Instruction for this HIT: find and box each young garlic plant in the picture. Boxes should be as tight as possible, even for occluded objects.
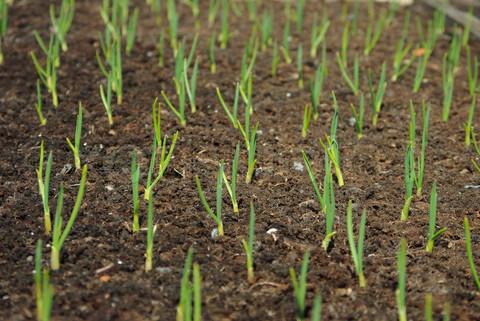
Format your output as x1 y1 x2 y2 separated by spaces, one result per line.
131 151 140 233
441 31 462 122
346 200 367 287
144 131 179 201
0 0 8 65
177 248 202 321
34 80 47 126
392 12 413 82
223 143 240 214
37 141 53 235
217 83 240 129
302 104 313 139
336 53 359 96
396 239 407 321
196 163 225 237
309 12 329 59
464 217 480 290
290 251 310 321
31 32 60 108
425 182 447 253
49 0 75 52
35 240 54 321
242 202 255 283
66 102 83 170
145 192 155 272
51 165 88 270
368 63 387 127
310 45 327 119
350 93 365 140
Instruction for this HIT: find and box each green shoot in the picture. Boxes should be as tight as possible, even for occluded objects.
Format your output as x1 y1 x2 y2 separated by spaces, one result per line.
177 248 202 321
244 122 258 184
340 22 349 66
222 143 240 214
166 0 178 53
392 11 413 82
346 200 367 288
237 85 258 184
462 7 473 47
99 75 114 126
186 0 200 29
144 131 179 201
322 150 336 250
368 62 387 127
184 58 199 113
464 217 480 290
66 102 83 170
412 13 443 93
425 293 433 321
426 182 446 253
297 44 303 89
208 0 220 27
219 0 229 49
443 302 451 321
0 0 8 64
35 79 47 126
302 104 312 138
51 164 88 270
310 12 329 59
97 4 124 105
310 45 327 118
396 239 407 321
209 32 216 74
281 5 292 64
145 192 155 272
271 40 279 77
336 53 359 96
247 0 256 20
466 46 478 98
192 264 201 321
465 94 477 148
195 163 224 237
35 240 54 321
131 151 140 233
49 0 75 52
31 32 59 107
289 251 309 321
157 29 165 67
152 98 162 149
240 43 258 92
216 84 240 129
412 46 430 93
241 202 255 283
37 141 53 235
401 144 414 221
260 10 273 52
364 12 386 56
351 93 365 139
412 101 430 197
295 0 305 33
125 7 139 56
441 32 461 122
320 135 344 187
302 150 325 212
161 82 186 127
311 293 322 321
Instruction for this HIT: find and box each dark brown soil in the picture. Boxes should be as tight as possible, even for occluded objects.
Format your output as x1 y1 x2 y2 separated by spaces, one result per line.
1 1 480 320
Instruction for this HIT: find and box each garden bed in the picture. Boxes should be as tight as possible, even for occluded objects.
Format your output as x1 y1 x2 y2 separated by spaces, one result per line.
1 0 480 320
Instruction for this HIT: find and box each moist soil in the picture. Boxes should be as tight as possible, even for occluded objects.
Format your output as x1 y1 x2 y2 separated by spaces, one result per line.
1 1 480 320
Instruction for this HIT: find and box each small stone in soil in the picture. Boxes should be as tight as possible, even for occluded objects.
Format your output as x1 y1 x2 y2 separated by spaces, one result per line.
292 161 304 172
211 228 219 239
